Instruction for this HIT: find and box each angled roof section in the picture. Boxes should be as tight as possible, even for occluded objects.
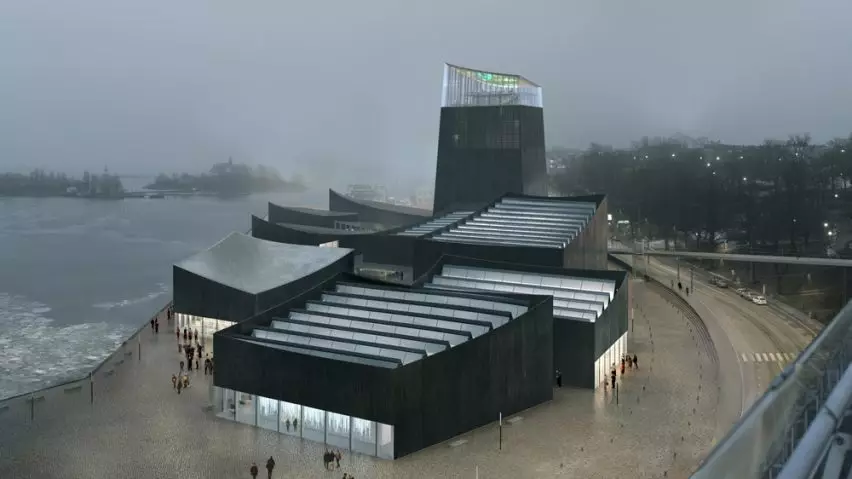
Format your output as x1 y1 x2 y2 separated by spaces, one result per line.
241 280 528 368
430 196 597 249
395 211 474 237
271 203 357 217
329 189 432 217
273 222 367 235
174 232 352 294
425 264 616 323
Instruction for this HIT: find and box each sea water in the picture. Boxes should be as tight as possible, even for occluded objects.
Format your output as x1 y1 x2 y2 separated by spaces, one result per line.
0 189 324 399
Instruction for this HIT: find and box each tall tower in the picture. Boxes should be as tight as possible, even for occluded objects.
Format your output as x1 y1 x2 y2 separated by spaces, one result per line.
433 64 547 214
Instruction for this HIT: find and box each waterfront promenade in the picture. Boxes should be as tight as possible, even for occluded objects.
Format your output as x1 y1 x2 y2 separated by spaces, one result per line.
0 278 719 478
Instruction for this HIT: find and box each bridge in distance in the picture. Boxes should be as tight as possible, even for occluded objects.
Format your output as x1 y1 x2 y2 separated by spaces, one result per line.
608 247 852 268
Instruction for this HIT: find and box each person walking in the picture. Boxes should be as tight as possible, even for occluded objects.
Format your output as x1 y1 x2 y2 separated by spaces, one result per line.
154 319 159 333
633 353 639 369
250 462 258 479
265 456 275 479
176 328 180 342
176 377 183 395
171 374 177 389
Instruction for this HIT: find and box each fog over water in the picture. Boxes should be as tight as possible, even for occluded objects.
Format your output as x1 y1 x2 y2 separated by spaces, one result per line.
0 191 323 399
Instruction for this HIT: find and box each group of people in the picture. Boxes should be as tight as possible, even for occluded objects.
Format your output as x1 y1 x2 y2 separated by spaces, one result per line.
171 372 190 394
249 457 275 478
607 353 639 389
323 449 343 470
282 417 299 432
170 324 214 394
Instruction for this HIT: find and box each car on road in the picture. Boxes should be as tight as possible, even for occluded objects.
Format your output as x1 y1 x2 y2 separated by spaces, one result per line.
752 295 768 305
735 288 747 297
716 279 728 288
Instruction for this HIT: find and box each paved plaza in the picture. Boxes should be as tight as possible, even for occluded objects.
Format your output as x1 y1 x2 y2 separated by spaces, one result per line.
0 278 719 479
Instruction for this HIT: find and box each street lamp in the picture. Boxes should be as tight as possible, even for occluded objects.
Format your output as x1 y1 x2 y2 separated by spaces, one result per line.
742 176 747 182
706 162 711 167
835 193 840 198
672 153 676 158
716 156 720 161
824 222 830 228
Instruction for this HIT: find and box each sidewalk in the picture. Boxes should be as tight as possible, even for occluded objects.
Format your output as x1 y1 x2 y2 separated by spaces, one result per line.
0 281 720 478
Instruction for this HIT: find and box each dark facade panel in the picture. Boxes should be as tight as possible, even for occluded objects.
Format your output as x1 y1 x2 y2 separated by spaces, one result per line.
391 296 553 457
251 215 342 246
563 196 609 270
553 319 596 388
594 275 629 358
329 189 430 227
173 267 257 322
214 331 398 425
338 233 419 270
412 239 564 281
268 203 359 228
434 106 546 214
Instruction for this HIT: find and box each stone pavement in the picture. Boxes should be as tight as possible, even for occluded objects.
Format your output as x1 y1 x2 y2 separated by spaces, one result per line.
0 279 719 479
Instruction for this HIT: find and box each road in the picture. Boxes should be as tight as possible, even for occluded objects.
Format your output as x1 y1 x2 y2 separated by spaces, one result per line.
614 252 820 439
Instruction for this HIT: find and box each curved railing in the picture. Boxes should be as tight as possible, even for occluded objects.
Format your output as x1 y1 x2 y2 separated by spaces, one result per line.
690 301 852 478
0 300 173 425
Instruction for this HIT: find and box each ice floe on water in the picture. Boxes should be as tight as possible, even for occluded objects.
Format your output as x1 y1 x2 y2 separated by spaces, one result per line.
0 293 137 400
92 282 169 310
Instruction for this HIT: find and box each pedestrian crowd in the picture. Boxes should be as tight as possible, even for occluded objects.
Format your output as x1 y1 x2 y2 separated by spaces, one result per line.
165 309 214 395
605 353 639 389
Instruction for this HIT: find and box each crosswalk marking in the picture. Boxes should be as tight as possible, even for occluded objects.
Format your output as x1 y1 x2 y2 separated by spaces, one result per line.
740 352 799 363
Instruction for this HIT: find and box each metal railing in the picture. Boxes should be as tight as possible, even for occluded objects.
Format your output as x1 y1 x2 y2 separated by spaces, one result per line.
0 300 173 426
690 300 852 478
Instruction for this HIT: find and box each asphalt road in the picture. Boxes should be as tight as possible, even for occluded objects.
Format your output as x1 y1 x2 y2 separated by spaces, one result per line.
614 253 819 439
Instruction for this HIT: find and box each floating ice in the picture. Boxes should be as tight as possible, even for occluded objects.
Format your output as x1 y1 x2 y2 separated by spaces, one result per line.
0 292 137 400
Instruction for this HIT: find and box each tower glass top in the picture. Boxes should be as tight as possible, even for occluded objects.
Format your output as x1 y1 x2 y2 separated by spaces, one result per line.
441 64 543 108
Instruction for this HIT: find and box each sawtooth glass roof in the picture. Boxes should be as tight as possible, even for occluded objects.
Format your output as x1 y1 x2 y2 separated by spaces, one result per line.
395 211 473 237
174 232 352 294
431 197 596 248
425 264 615 323
246 282 526 368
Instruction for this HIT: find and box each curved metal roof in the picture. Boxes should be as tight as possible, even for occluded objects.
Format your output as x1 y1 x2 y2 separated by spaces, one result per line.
174 232 352 294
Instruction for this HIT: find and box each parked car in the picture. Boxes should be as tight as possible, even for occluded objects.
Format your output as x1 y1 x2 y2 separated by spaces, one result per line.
735 288 747 297
752 295 767 305
716 279 728 288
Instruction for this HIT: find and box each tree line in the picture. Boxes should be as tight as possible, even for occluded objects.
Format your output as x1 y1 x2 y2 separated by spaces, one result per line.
147 159 305 195
551 134 852 254
0 169 122 197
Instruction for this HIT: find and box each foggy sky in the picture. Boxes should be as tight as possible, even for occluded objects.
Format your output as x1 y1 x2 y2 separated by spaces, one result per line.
2 0 851 193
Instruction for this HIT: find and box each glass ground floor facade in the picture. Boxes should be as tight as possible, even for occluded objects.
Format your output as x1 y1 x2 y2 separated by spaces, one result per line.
594 332 628 388
212 387 395 459
174 313 235 355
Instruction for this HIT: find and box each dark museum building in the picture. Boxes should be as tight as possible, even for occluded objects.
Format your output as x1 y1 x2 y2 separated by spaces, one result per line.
433 64 547 214
171 63 628 459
